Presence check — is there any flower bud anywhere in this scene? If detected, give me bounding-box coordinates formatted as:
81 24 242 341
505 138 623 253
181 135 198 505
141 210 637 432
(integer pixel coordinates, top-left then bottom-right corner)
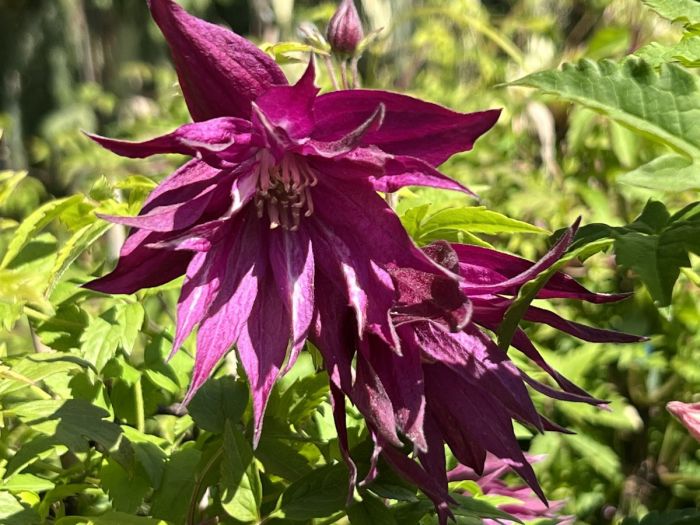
327 0 364 56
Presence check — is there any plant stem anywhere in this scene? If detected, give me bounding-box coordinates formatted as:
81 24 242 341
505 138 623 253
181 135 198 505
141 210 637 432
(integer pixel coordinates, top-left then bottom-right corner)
134 377 145 433
323 55 340 90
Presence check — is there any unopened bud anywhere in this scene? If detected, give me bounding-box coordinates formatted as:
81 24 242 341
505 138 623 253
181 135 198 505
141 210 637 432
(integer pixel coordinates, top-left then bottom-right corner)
327 0 364 56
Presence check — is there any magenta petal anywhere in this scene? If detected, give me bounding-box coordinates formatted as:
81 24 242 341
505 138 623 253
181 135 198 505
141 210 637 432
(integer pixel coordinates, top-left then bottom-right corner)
186 214 261 402
330 384 358 502
85 229 191 294
313 89 501 166
98 185 215 232
85 117 253 166
269 227 315 374
524 306 644 343
373 156 476 196
252 60 319 147
236 256 292 446
362 331 428 451
148 0 287 121
304 104 385 158
142 159 222 212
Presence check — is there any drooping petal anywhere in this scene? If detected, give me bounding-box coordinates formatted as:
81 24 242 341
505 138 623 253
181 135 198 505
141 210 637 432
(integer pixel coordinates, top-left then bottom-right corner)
312 89 501 166
85 229 191 294
329 384 357 502
85 117 254 167
269 226 315 373
148 0 287 121
186 212 262 402
361 330 428 451
372 156 476 196
142 159 223 213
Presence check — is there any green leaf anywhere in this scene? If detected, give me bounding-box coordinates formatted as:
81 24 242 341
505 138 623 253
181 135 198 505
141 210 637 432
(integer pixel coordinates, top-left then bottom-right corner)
347 492 397 525
0 171 27 206
45 220 111 296
0 491 40 525
642 0 700 25
220 421 262 522
100 459 150 513
80 303 144 370
55 512 168 525
635 37 700 68
256 436 314 481
618 154 700 191
35 304 90 352
0 474 55 494
12 399 134 471
187 376 249 433
511 60 700 182
1 195 83 269
0 353 84 399
150 446 202 524
418 207 548 242
566 433 623 482
274 462 349 520
450 494 523 523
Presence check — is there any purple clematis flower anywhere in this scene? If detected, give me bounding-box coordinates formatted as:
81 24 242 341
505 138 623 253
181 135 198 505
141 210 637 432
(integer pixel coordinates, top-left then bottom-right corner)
449 454 574 524
84 0 500 444
319 223 644 522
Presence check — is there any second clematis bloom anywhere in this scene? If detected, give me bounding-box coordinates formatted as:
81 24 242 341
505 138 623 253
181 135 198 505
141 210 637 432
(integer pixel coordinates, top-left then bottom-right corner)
667 401 700 442
84 0 500 444
318 224 644 523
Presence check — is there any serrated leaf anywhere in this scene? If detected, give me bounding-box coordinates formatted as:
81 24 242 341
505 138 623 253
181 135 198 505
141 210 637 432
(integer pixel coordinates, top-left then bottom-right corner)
100 459 150 513
642 0 700 25
1 195 83 269
635 37 700 68
220 422 262 522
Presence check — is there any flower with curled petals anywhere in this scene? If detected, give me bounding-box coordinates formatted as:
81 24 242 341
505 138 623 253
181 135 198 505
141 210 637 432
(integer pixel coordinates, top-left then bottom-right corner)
84 0 500 445
319 224 644 523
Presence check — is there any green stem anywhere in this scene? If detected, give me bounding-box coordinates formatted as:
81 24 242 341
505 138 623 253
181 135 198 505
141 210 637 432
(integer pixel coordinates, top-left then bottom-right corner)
186 447 224 525
134 378 145 433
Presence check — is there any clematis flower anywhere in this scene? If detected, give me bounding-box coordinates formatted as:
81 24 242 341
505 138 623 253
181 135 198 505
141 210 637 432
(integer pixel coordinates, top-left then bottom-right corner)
320 224 645 522
449 454 574 524
667 401 700 442
84 0 500 444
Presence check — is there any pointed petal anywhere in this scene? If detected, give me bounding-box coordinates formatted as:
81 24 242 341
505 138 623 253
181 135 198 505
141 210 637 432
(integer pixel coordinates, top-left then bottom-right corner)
313 89 500 165
269 226 315 374
148 0 287 121
142 159 222 212
330 384 357 504
524 306 645 343
98 184 216 232
85 229 191 294
238 275 291 447
185 213 261 402
304 104 385 158
252 60 319 149
85 117 254 166
372 156 476 196
453 243 629 303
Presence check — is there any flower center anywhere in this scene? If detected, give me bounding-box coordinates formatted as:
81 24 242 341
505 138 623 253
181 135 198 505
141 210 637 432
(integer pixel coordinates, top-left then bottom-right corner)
253 150 317 231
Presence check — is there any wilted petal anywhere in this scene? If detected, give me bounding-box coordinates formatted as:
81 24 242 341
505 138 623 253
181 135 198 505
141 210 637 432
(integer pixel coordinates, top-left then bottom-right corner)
313 89 501 165
148 0 287 121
